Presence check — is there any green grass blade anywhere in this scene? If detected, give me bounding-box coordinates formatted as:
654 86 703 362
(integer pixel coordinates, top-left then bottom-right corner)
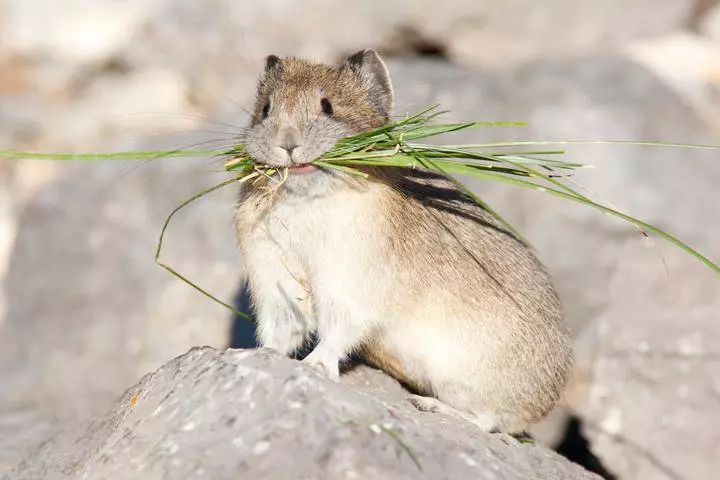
0 148 225 161
472 171 720 273
410 153 531 245
155 174 255 320
495 154 586 170
444 140 720 150
377 425 423 471
398 121 527 141
481 152 653 240
224 157 255 172
478 152 593 201
347 419 423 471
410 144 584 169
313 161 369 177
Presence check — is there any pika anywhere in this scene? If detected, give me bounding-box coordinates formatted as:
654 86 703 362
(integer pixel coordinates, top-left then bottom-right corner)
235 49 573 434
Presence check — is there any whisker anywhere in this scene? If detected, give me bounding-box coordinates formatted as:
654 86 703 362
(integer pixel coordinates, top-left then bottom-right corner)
117 112 246 131
217 92 256 119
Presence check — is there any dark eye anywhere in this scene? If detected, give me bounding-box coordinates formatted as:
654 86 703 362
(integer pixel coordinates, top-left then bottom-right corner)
261 101 270 119
320 98 333 116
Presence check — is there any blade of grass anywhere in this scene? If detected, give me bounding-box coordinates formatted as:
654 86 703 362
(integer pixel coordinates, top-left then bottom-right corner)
397 121 527 141
481 151 656 242
408 152 530 245
312 161 369 177
155 173 257 319
411 144 585 168
0 149 227 161
472 171 720 274
6 103 718 279
320 155 533 177
440 140 720 150
377 424 423 471
347 419 422 471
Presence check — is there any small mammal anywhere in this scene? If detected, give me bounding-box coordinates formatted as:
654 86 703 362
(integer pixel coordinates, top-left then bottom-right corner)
235 49 573 434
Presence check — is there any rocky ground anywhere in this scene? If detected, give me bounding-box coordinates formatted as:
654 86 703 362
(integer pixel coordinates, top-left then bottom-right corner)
3 348 602 480
1 1 719 479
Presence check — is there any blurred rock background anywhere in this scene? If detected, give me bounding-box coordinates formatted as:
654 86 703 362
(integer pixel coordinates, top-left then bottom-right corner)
0 1 718 479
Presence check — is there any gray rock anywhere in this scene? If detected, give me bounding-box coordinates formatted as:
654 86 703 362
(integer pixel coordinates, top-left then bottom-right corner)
4 347 601 480
580 246 720 480
0 0 154 64
443 0 694 67
2 0 696 65
700 2 720 41
126 0 694 71
3 0 694 114
623 31 720 128
0 133 242 471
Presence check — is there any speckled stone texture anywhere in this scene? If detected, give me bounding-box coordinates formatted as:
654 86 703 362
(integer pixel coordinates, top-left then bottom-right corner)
4 347 600 480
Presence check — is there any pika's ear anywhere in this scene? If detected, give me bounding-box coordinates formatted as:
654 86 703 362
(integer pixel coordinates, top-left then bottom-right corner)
264 54 284 74
343 49 394 119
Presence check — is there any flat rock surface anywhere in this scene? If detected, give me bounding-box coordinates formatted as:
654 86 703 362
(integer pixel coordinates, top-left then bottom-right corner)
4 347 601 480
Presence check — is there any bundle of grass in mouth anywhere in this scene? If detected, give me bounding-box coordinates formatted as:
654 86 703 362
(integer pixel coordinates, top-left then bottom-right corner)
1 105 719 315
221 103 720 265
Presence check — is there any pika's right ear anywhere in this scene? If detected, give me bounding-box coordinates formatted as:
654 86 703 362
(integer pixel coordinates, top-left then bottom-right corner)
264 55 284 74
343 49 394 119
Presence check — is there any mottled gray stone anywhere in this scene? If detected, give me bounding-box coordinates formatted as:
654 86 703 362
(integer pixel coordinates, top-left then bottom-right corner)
0 134 242 471
700 1 720 41
4 347 601 480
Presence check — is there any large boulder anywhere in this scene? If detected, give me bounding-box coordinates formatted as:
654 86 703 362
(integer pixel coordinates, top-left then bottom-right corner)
0 135 242 472
582 247 720 480
4 347 601 480
0 0 699 117
1 0 695 64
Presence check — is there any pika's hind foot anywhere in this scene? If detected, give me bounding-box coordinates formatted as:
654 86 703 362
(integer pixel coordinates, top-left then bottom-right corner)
408 395 497 432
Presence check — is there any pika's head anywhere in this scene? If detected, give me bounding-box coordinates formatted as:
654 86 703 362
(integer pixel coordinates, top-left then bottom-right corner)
244 49 394 172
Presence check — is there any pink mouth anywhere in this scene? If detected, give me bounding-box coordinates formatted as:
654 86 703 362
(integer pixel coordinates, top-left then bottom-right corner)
288 164 318 174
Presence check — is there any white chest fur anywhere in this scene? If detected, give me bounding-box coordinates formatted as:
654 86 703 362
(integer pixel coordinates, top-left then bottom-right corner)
235 181 386 345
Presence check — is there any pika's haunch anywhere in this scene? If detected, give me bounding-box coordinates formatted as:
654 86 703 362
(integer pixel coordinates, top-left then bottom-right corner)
235 49 573 434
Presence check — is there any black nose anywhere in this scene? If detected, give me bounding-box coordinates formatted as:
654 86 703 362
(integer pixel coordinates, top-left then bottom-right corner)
280 142 298 155
279 130 301 155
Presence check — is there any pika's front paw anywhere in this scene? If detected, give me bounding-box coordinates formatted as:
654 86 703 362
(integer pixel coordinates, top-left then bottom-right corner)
302 348 340 381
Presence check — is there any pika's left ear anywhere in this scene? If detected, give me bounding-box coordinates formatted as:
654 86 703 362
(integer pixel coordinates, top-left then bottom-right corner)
343 49 394 119
264 54 284 74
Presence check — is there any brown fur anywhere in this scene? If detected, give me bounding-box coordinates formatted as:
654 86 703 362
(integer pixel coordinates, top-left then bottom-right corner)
236 50 573 434
359 340 433 396
252 58 388 131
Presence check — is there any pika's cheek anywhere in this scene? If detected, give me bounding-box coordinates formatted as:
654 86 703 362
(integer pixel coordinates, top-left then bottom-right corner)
300 122 347 159
241 124 277 163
